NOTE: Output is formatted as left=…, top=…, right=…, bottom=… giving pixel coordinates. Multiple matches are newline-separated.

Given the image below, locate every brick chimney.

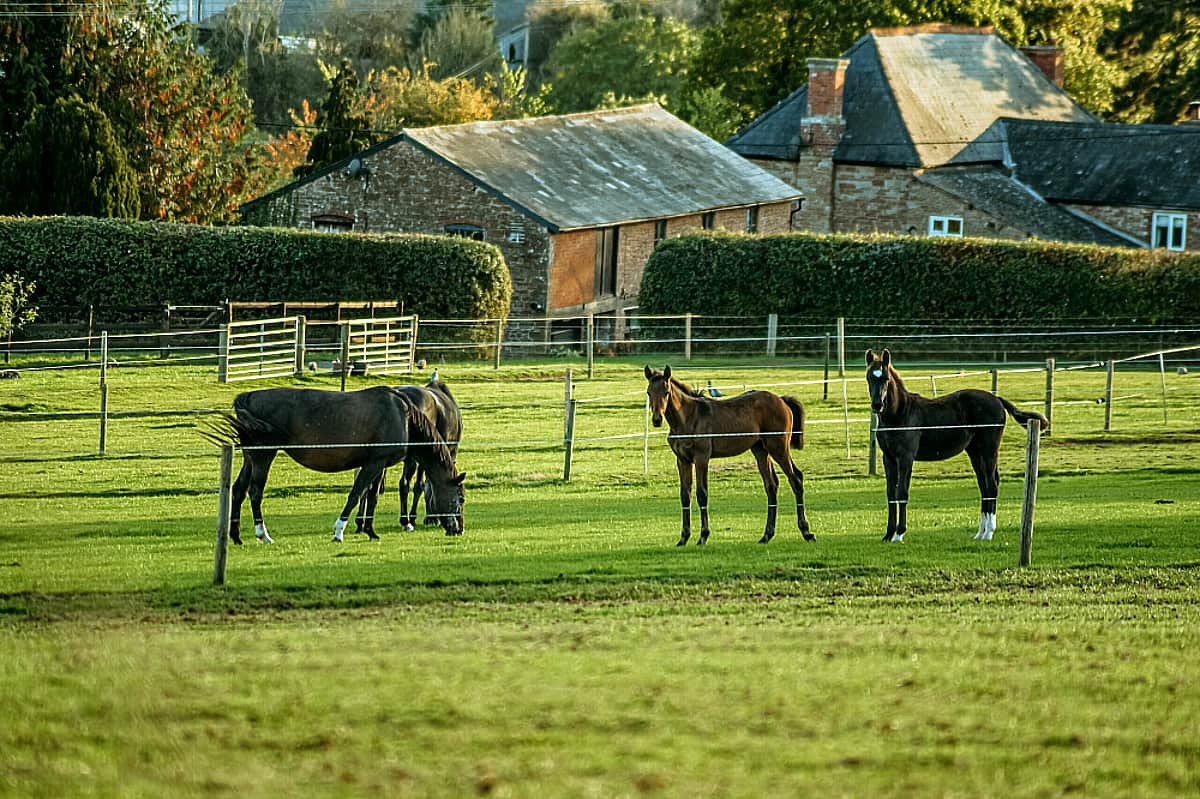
left=1020, top=42, right=1064, bottom=88
left=801, top=57, right=849, bottom=151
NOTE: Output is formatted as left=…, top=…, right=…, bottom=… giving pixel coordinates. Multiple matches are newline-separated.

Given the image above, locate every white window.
left=1152, top=212, right=1187, bottom=251
left=745, top=205, right=759, bottom=233
left=312, top=213, right=353, bottom=233
left=928, top=216, right=963, bottom=237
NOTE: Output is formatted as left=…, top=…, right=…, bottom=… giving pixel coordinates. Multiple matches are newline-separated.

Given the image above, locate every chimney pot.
left=1188, top=100, right=1200, bottom=122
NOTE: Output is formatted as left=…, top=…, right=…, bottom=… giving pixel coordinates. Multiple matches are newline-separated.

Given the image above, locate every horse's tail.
left=782, top=396, right=805, bottom=450
left=198, top=397, right=281, bottom=448
left=998, top=397, right=1049, bottom=431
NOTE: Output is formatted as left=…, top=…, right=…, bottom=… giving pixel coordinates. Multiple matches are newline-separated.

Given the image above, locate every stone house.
left=727, top=24, right=1200, bottom=252
left=242, top=104, right=802, bottom=336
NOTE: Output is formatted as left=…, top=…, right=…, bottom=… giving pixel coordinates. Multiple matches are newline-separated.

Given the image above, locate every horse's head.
left=426, top=469, right=467, bottom=536
left=865, top=349, right=894, bottom=413
left=644, top=364, right=673, bottom=427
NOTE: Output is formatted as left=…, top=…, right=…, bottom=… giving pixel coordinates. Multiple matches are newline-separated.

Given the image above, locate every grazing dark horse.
left=644, top=365, right=812, bottom=545
left=212, top=386, right=466, bottom=543
left=354, top=379, right=462, bottom=534
left=865, top=349, right=1047, bottom=543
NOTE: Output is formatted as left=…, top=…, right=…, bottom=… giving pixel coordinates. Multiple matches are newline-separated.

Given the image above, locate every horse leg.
left=882, top=453, right=899, bottom=542
left=398, top=459, right=418, bottom=531
left=229, top=457, right=253, bottom=545
left=695, top=458, right=711, bottom=545
left=968, top=446, right=1000, bottom=541
left=768, top=439, right=813, bottom=541
left=891, top=458, right=914, bottom=543
left=752, top=444, right=779, bottom=543
left=245, top=450, right=277, bottom=544
left=333, top=465, right=384, bottom=542
left=355, top=468, right=384, bottom=534
left=675, top=457, right=693, bottom=546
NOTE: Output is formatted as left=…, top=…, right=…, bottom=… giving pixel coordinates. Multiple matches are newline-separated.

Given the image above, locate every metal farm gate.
left=217, top=315, right=418, bottom=384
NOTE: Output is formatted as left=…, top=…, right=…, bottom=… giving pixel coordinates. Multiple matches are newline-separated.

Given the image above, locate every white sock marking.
left=255, top=522, right=273, bottom=544
left=332, top=517, right=347, bottom=543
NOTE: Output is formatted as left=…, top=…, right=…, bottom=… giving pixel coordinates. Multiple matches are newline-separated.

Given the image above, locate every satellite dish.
left=346, top=158, right=363, bottom=178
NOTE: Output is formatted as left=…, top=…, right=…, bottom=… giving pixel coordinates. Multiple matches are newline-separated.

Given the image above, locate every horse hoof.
left=676, top=535, right=690, bottom=546
left=404, top=523, right=415, bottom=532
left=367, top=532, right=380, bottom=541
left=891, top=533, right=905, bottom=543
left=758, top=533, right=774, bottom=544
left=802, top=532, right=815, bottom=542
left=697, top=534, right=709, bottom=546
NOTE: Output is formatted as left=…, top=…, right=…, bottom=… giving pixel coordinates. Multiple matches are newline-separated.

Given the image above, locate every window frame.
left=594, top=226, right=619, bottom=299
left=701, top=211, right=715, bottom=230
left=444, top=223, right=486, bottom=241
left=928, top=215, right=964, bottom=238
left=1152, top=211, right=1187, bottom=251
left=653, top=219, right=668, bottom=247
left=745, top=205, right=759, bottom=233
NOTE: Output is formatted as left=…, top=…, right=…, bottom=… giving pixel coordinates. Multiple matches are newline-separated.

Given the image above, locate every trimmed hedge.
left=639, top=231, right=1200, bottom=322
left=0, top=216, right=512, bottom=320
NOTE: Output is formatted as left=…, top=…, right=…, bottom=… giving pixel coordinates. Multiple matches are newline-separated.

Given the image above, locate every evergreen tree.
left=0, top=94, right=139, bottom=218
left=299, top=59, right=375, bottom=175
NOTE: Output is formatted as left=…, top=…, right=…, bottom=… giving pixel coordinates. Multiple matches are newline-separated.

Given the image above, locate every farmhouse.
left=241, top=104, right=802, bottom=336
left=727, top=24, right=1200, bottom=252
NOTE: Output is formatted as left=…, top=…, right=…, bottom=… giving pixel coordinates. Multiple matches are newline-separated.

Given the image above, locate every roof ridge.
left=870, top=24, right=996, bottom=37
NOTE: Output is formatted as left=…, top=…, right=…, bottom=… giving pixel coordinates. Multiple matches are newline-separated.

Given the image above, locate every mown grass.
left=1, top=355, right=1199, bottom=797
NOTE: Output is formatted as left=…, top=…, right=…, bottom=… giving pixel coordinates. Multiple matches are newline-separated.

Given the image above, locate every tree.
left=315, top=0, right=416, bottom=75
left=543, top=8, right=701, bottom=113
left=1105, top=0, right=1200, bottom=122
left=411, top=7, right=497, bottom=81
left=204, top=2, right=326, bottom=132
left=299, top=59, right=376, bottom=175
left=0, top=273, right=37, bottom=343
left=0, top=0, right=262, bottom=223
left=407, top=0, right=492, bottom=51
left=0, top=94, right=140, bottom=218
left=363, top=62, right=498, bottom=131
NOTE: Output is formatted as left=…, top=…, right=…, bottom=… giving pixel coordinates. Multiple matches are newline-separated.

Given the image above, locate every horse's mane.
left=402, top=396, right=456, bottom=472
left=669, top=376, right=704, bottom=398
left=887, top=363, right=909, bottom=394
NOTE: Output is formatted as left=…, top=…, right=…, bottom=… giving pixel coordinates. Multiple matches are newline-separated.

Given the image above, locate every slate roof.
left=727, top=26, right=1096, bottom=168
left=1000, top=118, right=1200, bottom=211
left=403, top=104, right=802, bottom=231
left=914, top=168, right=1135, bottom=247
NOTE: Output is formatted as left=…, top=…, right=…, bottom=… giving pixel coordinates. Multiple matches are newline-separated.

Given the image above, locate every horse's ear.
left=663, top=365, right=672, bottom=380
left=882, top=349, right=892, bottom=368
left=865, top=349, right=875, bottom=365
left=453, top=473, right=467, bottom=485
left=644, top=365, right=653, bottom=380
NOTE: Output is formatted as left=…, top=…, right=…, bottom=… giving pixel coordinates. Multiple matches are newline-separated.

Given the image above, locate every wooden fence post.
left=684, top=313, right=693, bottom=361
left=823, top=333, right=830, bottom=401
left=1159, top=352, right=1168, bottom=424
left=586, top=313, right=595, bottom=379
left=838, top=317, right=849, bottom=458
left=494, top=318, right=504, bottom=370
left=563, top=367, right=573, bottom=440
left=217, top=325, right=229, bottom=383
left=1043, top=357, right=1055, bottom=435
left=766, top=313, right=778, bottom=358
left=339, top=322, right=350, bottom=392
left=1019, top=418, right=1042, bottom=567
left=293, top=316, right=306, bottom=376
left=214, top=445, right=233, bottom=585
left=990, top=368, right=998, bottom=395
left=99, top=332, right=108, bottom=456
left=643, top=395, right=650, bottom=476
left=563, top=398, right=577, bottom=482
left=1104, top=359, right=1115, bottom=432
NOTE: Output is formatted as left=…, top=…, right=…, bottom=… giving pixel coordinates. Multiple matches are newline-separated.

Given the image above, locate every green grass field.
left=2, top=355, right=1199, bottom=797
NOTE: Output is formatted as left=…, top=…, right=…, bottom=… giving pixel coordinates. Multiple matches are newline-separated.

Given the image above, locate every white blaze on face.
left=873, top=369, right=884, bottom=378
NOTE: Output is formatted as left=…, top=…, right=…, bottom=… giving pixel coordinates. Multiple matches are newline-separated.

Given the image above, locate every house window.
left=702, top=211, right=715, bottom=230
left=745, top=206, right=759, bottom=233
left=312, top=212, right=354, bottom=233
left=445, top=223, right=485, bottom=241
left=1152, top=212, right=1187, bottom=251
left=653, top=219, right=667, bottom=246
left=928, top=215, right=963, bottom=237
left=594, top=226, right=619, bottom=298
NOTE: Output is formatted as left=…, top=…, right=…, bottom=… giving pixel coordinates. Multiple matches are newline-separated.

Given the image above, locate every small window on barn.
left=312, top=212, right=354, bottom=233
left=1152, top=212, right=1187, bottom=251
left=928, top=215, right=963, bottom=237
left=702, top=211, right=715, bottom=230
left=745, top=206, right=759, bottom=233
left=507, top=221, right=526, bottom=244
left=445, top=223, right=485, bottom=241
left=653, top=219, right=668, bottom=246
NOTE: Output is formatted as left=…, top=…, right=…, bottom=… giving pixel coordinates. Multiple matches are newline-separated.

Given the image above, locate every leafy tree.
left=315, top=0, right=416, bottom=74
left=408, top=0, right=492, bottom=51
left=412, top=7, right=497, bottom=80
left=300, top=59, right=376, bottom=175
left=204, top=2, right=326, bottom=132
left=543, top=8, right=701, bottom=113
left=261, top=101, right=319, bottom=191
left=1105, top=0, right=1200, bottom=122
left=0, top=0, right=261, bottom=223
left=0, top=273, right=37, bottom=343
left=677, top=83, right=744, bottom=141
left=489, top=63, right=553, bottom=120
left=523, top=0, right=609, bottom=84
left=0, top=94, right=140, bottom=218
left=363, top=62, right=498, bottom=131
